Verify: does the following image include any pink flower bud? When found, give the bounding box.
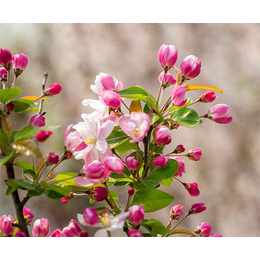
[158,44,178,69]
[171,85,187,107]
[157,71,176,87]
[119,112,150,143]
[128,188,135,196]
[184,182,200,197]
[206,104,233,124]
[12,53,28,76]
[60,219,82,237]
[170,205,184,220]
[0,215,14,236]
[128,229,143,237]
[153,155,169,168]
[48,152,59,165]
[194,222,212,237]
[102,90,121,109]
[23,207,34,225]
[0,67,8,82]
[35,130,52,142]
[169,120,180,130]
[180,55,201,79]
[50,229,61,237]
[170,157,185,177]
[187,148,202,161]
[155,125,171,145]
[45,83,62,96]
[80,231,89,237]
[32,218,50,237]
[173,144,185,154]
[91,186,109,202]
[0,48,12,70]
[104,155,124,174]
[60,193,74,204]
[29,114,46,127]
[199,91,216,103]
[125,156,140,171]
[15,230,28,237]
[83,208,99,226]
[5,102,15,115]
[189,203,206,214]
[209,233,223,237]
[129,205,145,225]
[83,160,105,179]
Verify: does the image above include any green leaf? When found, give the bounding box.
[142,219,170,236]
[149,113,160,125]
[107,130,136,153]
[12,99,35,113]
[0,86,22,104]
[28,189,43,197]
[160,177,173,186]
[14,161,34,171]
[131,188,174,212]
[152,159,179,179]
[54,172,80,188]
[43,190,64,199]
[114,138,136,153]
[0,128,8,151]
[23,169,36,177]
[0,151,15,165]
[170,107,202,128]
[141,173,164,189]
[5,185,17,196]
[7,179,35,190]
[40,181,71,196]
[108,190,118,203]
[118,86,157,105]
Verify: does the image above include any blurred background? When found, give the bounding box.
[0,23,259,237]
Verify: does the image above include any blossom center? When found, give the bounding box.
[85,137,97,145]
[100,213,112,228]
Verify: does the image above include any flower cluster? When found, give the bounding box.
[0,43,232,237]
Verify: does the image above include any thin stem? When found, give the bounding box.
[124,193,133,212]
[156,71,167,107]
[104,182,119,212]
[164,212,191,237]
[121,99,130,112]
[38,72,48,115]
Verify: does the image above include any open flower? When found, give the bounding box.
[119,112,150,143]
[72,114,114,166]
[78,210,129,237]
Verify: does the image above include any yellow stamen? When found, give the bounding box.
[85,137,96,145]
[100,213,112,228]
[132,129,139,138]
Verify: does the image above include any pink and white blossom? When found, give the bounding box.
[72,114,114,165]
[78,210,129,237]
[119,112,150,143]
